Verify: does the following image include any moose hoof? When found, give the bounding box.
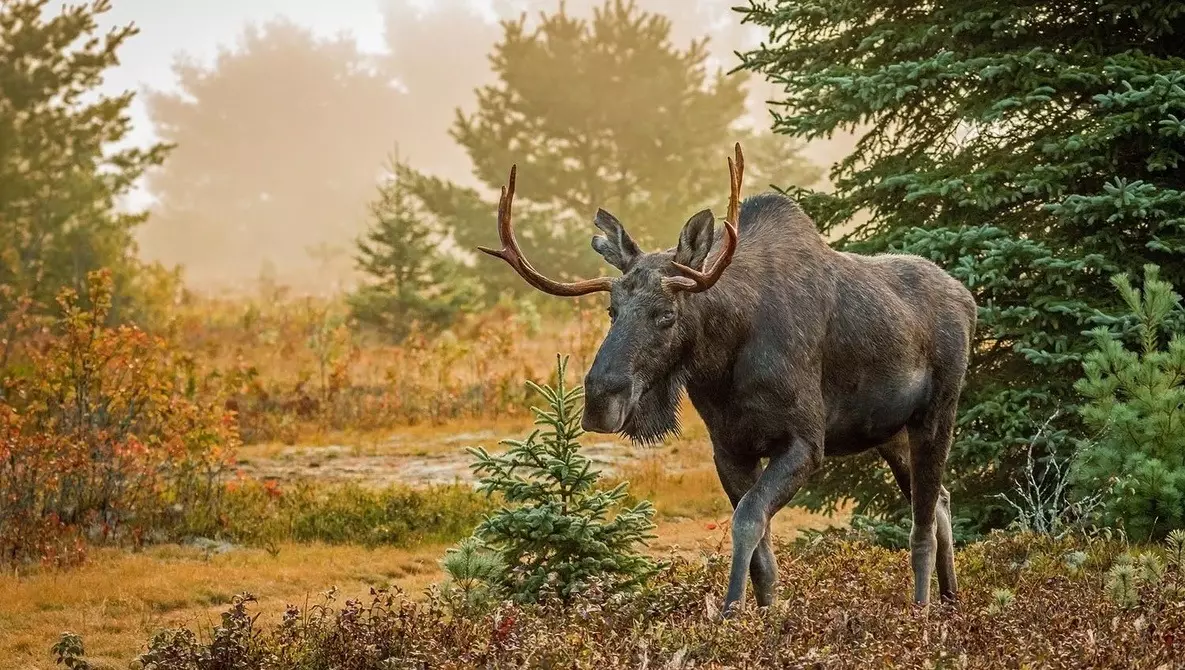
[719,601,741,621]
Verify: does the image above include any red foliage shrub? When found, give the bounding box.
[0,271,238,567]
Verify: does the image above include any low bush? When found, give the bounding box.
[80,531,1185,669]
[0,271,237,568]
[204,479,491,551]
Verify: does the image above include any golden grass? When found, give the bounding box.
[0,493,843,669]
[1,294,852,668]
[175,294,607,390]
[236,415,539,460]
[0,542,447,670]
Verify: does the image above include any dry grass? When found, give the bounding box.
[177,292,605,394]
[0,542,446,670]
[0,407,839,668]
[0,511,840,669]
[1,294,854,668]
[235,415,536,461]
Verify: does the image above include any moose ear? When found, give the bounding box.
[591,208,641,272]
[673,209,716,270]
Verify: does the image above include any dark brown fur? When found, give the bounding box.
[580,192,976,614]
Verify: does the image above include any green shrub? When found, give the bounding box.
[194,479,491,550]
[459,354,660,602]
[1074,265,1185,541]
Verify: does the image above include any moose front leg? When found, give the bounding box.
[713,450,778,607]
[722,436,821,617]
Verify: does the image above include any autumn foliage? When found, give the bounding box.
[0,271,237,567]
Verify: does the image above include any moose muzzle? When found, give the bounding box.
[581,369,632,434]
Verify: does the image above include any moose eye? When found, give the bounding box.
[655,310,676,328]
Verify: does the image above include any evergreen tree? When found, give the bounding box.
[439,536,507,612]
[1074,265,1185,541]
[464,355,659,602]
[376,0,777,186]
[0,0,170,355]
[739,1,1185,532]
[410,0,819,298]
[349,155,480,340]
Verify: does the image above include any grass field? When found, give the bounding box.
[0,408,845,669]
[0,542,445,668]
[2,289,857,667]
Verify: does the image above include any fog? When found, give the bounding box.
[93,0,858,293]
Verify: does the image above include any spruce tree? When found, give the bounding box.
[349,154,479,340]
[404,0,819,302]
[739,1,1185,531]
[463,355,659,602]
[1074,265,1185,541]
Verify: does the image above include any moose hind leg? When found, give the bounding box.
[878,431,957,603]
[935,485,956,600]
[906,403,957,605]
[713,451,777,607]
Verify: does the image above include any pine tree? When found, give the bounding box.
[738,1,1185,532]
[0,0,170,352]
[406,0,819,301]
[349,154,481,340]
[439,536,507,612]
[1074,265,1185,541]
[463,355,659,602]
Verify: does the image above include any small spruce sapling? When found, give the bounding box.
[461,354,659,602]
[1074,265,1185,541]
[439,536,507,611]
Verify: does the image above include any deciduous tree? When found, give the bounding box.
[139,19,402,290]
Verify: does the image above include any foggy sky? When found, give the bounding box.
[85,0,859,292]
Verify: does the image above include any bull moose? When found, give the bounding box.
[478,143,977,615]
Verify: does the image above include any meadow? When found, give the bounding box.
[5,1,1184,667]
[4,278,1183,669]
[0,281,842,668]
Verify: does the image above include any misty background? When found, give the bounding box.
[89,0,858,293]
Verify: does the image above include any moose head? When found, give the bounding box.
[478,145,744,445]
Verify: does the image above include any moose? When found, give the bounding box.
[478,143,977,615]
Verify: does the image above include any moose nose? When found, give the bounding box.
[581,371,631,434]
[583,371,630,400]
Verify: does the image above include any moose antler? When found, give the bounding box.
[663,142,743,293]
[477,165,614,297]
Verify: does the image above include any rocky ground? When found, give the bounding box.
[234,429,655,487]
